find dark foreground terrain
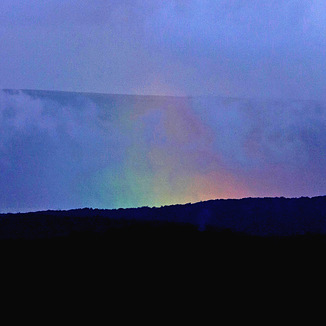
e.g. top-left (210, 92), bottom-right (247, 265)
top-left (1, 196), bottom-right (326, 252)
top-left (2, 197), bottom-right (326, 296)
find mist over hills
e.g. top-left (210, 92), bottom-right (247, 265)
top-left (1, 89), bottom-right (326, 214)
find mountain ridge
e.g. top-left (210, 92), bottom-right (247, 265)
top-left (1, 196), bottom-right (326, 239)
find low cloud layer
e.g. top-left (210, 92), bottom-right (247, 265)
top-left (0, 90), bottom-right (325, 212)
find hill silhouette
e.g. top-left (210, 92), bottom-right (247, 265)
top-left (1, 196), bottom-right (326, 248)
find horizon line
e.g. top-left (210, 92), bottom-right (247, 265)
top-left (1, 194), bottom-right (324, 216)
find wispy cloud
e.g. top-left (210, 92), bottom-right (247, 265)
top-left (1, 90), bottom-right (325, 212)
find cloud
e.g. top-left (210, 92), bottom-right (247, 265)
top-left (191, 97), bottom-right (326, 196)
top-left (0, 90), bottom-right (126, 212)
top-left (1, 90), bottom-right (325, 212)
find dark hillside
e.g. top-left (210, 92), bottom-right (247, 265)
top-left (1, 196), bottom-right (326, 245)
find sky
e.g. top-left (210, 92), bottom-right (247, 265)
top-left (1, 2), bottom-right (326, 212)
top-left (0, 90), bottom-right (325, 213)
top-left (0, 0), bottom-right (326, 100)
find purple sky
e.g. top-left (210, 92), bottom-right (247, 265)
top-left (1, 1), bottom-right (326, 99)
top-left (1, 2), bottom-right (326, 213)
